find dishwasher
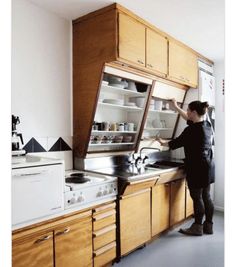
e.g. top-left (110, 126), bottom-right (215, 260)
top-left (12, 156), bottom-right (64, 226)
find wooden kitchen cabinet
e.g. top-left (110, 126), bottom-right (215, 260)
top-left (120, 189), bottom-right (151, 256)
top-left (12, 211), bottom-right (93, 267)
top-left (146, 28), bottom-right (168, 76)
top-left (152, 183), bottom-right (170, 236)
top-left (169, 40), bottom-right (198, 88)
top-left (12, 231), bottom-right (54, 267)
top-left (170, 179), bottom-right (186, 226)
top-left (92, 201), bottom-right (117, 267)
top-left (54, 216), bottom-right (92, 267)
top-left (119, 13), bottom-right (145, 67)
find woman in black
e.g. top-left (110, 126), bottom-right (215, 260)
top-left (157, 100), bottom-right (215, 236)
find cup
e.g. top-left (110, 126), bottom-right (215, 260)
top-left (128, 123), bottom-right (134, 132)
top-left (110, 123), bottom-right (117, 131)
top-left (155, 100), bottom-right (163, 111)
top-left (102, 122), bottom-right (110, 131)
top-left (118, 123), bottom-right (125, 131)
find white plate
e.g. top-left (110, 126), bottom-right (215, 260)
top-left (103, 99), bottom-right (124, 105)
top-left (109, 83), bottom-right (125, 89)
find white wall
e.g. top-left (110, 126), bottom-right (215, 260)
top-left (12, 0), bottom-right (72, 139)
top-left (214, 60), bottom-right (225, 211)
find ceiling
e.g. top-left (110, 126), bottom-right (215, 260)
top-left (29, 0), bottom-right (225, 62)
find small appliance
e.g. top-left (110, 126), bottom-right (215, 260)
top-left (12, 115), bottom-right (25, 156)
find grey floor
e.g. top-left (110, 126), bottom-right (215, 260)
top-left (115, 211), bottom-right (224, 267)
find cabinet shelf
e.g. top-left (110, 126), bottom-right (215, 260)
top-left (89, 142), bottom-right (134, 147)
top-left (101, 84), bottom-right (145, 97)
top-left (148, 110), bottom-right (178, 115)
top-left (144, 128), bottom-right (173, 131)
top-left (98, 102), bottom-right (143, 111)
top-left (92, 130), bottom-right (137, 134)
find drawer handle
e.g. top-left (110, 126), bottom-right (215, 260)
top-left (34, 235), bottom-right (52, 244)
top-left (137, 59), bottom-right (144, 65)
top-left (55, 227), bottom-right (70, 236)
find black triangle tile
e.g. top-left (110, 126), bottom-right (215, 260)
top-left (49, 137), bottom-right (71, 152)
top-left (23, 138), bottom-right (46, 153)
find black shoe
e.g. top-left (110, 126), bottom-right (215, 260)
top-left (203, 221), bottom-right (213, 234)
top-left (179, 223), bottom-right (203, 236)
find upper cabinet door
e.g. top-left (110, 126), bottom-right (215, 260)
top-left (146, 29), bottom-right (168, 77)
top-left (118, 13), bottom-right (145, 67)
top-left (169, 41), bottom-right (198, 88)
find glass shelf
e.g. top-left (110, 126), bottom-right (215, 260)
top-left (98, 102), bottom-right (143, 111)
top-left (101, 84), bottom-right (145, 97)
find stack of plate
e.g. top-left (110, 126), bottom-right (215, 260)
top-left (103, 99), bottom-right (124, 105)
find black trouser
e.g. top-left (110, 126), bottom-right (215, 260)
top-left (189, 185), bottom-right (214, 224)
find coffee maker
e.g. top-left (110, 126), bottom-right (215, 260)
top-left (12, 115), bottom-right (25, 156)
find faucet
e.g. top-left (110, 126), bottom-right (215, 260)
top-left (136, 147), bottom-right (161, 166)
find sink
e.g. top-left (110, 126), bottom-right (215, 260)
top-left (145, 160), bottom-right (184, 169)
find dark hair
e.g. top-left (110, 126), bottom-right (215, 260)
top-left (188, 101), bottom-right (209, 116)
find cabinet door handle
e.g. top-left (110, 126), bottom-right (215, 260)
top-left (137, 59), bottom-right (144, 65)
top-left (34, 235), bottom-right (52, 244)
top-left (55, 227), bottom-right (70, 236)
top-left (147, 64), bottom-right (153, 68)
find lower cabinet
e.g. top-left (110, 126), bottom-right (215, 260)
top-left (12, 211), bottom-right (93, 267)
top-left (170, 179), bottom-right (186, 226)
top-left (120, 189), bottom-right (151, 256)
top-left (185, 183), bottom-right (194, 217)
top-left (12, 231), bottom-right (54, 267)
top-left (152, 183), bottom-right (170, 236)
top-left (92, 202), bottom-right (117, 267)
top-left (54, 216), bottom-right (93, 267)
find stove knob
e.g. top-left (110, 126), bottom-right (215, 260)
top-left (77, 195), bottom-right (85, 202)
top-left (97, 191), bottom-right (102, 197)
top-left (70, 197), bottom-right (76, 204)
top-left (103, 189), bottom-right (108, 195)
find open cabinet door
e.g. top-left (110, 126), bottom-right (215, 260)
top-left (86, 65), bottom-right (154, 155)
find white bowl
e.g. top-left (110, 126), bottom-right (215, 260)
top-left (103, 99), bottom-right (124, 105)
top-left (135, 97), bottom-right (146, 108)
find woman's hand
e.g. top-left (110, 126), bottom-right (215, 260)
top-left (169, 98), bottom-right (178, 110)
top-left (156, 137), bottom-right (169, 147)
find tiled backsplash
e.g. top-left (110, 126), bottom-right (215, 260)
top-left (23, 136), bottom-right (72, 153)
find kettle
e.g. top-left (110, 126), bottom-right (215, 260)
top-left (12, 115), bottom-right (25, 153)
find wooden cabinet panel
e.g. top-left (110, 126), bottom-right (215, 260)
top-left (120, 190), bottom-right (151, 255)
top-left (12, 231), bottom-right (54, 267)
top-left (169, 41), bottom-right (198, 87)
top-left (119, 13), bottom-right (145, 67)
top-left (93, 210), bottom-right (116, 231)
top-left (170, 179), bottom-right (186, 226)
top-left (55, 218), bottom-right (93, 267)
top-left (152, 183), bottom-right (170, 236)
top-left (186, 185), bottom-right (194, 217)
top-left (94, 243), bottom-right (116, 267)
top-left (93, 225), bottom-right (116, 250)
top-left (146, 28), bottom-right (168, 76)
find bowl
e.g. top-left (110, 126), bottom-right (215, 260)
top-left (113, 135), bottom-right (123, 143)
top-left (103, 99), bottom-right (124, 105)
top-left (134, 97), bottom-right (146, 108)
top-left (123, 135), bottom-right (132, 143)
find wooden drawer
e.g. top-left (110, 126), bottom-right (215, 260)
top-left (93, 202), bottom-right (116, 217)
top-left (93, 210), bottom-right (116, 231)
top-left (93, 225), bottom-right (116, 251)
top-left (156, 169), bottom-right (185, 184)
top-left (94, 242), bottom-right (116, 267)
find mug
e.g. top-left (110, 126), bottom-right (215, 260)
top-left (128, 123), bottom-right (134, 132)
top-left (118, 123), bottom-right (125, 131)
top-left (102, 122), bottom-right (110, 131)
top-left (110, 123), bottom-right (117, 131)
